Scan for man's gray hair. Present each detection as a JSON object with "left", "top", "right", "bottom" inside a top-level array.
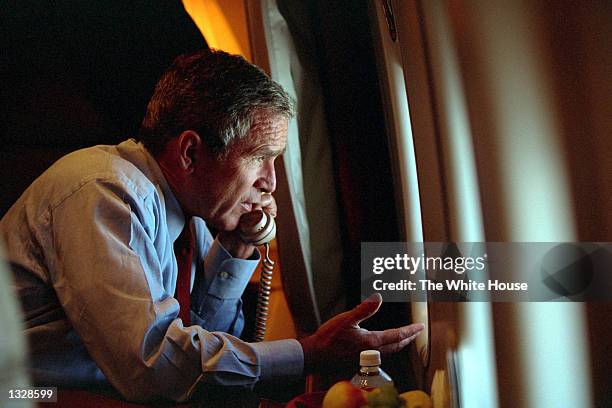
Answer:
[{"left": 140, "top": 49, "right": 295, "bottom": 157}]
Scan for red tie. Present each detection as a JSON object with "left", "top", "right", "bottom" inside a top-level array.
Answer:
[{"left": 174, "top": 225, "right": 193, "bottom": 326}]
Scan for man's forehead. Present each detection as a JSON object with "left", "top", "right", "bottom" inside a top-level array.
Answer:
[
  {"left": 250, "top": 113, "right": 288, "bottom": 133},
  {"left": 246, "top": 114, "right": 288, "bottom": 145},
  {"left": 225, "top": 114, "right": 288, "bottom": 157}
]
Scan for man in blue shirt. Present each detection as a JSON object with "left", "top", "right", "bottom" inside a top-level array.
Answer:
[{"left": 0, "top": 49, "right": 423, "bottom": 403}]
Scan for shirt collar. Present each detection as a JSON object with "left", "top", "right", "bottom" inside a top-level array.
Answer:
[{"left": 115, "top": 139, "right": 186, "bottom": 244}]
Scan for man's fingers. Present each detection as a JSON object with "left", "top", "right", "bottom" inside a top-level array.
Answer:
[
  {"left": 258, "top": 193, "right": 277, "bottom": 217},
  {"left": 260, "top": 192, "right": 273, "bottom": 205},
  {"left": 370, "top": 323, "right": 425, "bottom": 349},
  {"left": 348, "top": 293, "right": 383, "bottom": 327},
  {"left": 378, "top": 332, "right": 420, "bottom": 354}
]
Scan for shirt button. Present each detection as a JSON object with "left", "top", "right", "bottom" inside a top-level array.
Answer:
[{"left": 219, "top": 271, "right": 230, "bottom": 279}]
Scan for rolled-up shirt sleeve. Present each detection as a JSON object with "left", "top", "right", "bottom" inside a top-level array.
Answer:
[{"left": 49, "top": 178, "right": 303, "bottom": 403}]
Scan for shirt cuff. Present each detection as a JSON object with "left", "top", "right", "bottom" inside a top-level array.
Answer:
[
  {"left": 250, "top": 339, "right": 304, "bottom": 380},
  {"left": 203, "top": 239, "right": 260, "bottom": 299}
]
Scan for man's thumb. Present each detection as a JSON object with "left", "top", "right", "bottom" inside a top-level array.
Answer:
[{"left": 349, "top": 293, "right": 383, "bottom": 326}]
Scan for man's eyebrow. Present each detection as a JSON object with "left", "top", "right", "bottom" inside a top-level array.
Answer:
[{"left": 251, "top": 145, "right": 286, "bottom": 157}]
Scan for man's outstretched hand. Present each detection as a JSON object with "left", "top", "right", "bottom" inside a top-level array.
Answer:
[{"left": 298, "top": 293, "right": 425, "bottom": 372}]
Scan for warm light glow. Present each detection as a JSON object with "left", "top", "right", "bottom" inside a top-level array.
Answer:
[
  {"left": 249, "top": 240, "right": 297, "bottom": 340},
  {"left": 182, "top": 0, "right": 252, "bottom": 61}
]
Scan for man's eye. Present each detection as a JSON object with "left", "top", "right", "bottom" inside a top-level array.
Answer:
[{"left": 255, "top": 156, "right": 265, "bottom": 163}]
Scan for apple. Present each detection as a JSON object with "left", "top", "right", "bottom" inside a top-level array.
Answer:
[{"left": 322, "top": 381, "right": 368, "bottom": 408}]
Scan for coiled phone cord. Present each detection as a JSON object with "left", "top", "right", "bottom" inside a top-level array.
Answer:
[{"left": 253, "top": 242, "right": 274, "bottom": 342}]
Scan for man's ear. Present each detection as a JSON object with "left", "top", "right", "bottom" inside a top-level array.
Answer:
[{"left": 176, "top": 130, "right": 202, "bottom": 173}]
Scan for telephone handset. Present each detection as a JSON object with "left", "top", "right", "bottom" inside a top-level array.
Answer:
[
  {"left": 238, "top": 210, "right": 276, "bottom": 342},
  {"left": 238, "top": 210, "right": 276, "bottom": 246}
]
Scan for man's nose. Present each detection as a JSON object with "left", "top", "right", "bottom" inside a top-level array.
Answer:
[{"left": 256, "top": 163, "right": 276, "bottom": 193}]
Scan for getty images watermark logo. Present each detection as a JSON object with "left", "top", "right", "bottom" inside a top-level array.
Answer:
[
  {"left": 539, "top": 243, "right": 597, "bottom": 301},
  {"left": 361, "top": 242, "right": 612, "bottom": 302}
]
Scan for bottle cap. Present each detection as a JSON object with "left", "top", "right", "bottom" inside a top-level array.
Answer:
[{"left": 359, "top": 350, "right": 381, "bottom": 366}]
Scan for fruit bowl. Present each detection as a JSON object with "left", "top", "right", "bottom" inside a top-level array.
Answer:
[
  {"left": 284, "top": 382, "right": 432, "bottom": 408},
  {"left": 285, "top": 381, "right": 400, "bottom": 408}
]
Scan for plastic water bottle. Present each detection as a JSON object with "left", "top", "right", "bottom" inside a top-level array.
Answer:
[{"left": 350, "top": 350, "right": 394, "bottom": 390}]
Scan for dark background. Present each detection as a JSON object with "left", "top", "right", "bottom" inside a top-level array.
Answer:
[{"left": 1, "top": 1, "right": 204, "bottom": 214}]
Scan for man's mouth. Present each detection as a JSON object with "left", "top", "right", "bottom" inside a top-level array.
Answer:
[{"left": 240, "top": 202, "right": 253, "bottom": 212}]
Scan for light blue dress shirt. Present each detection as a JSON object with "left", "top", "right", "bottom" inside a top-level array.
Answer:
[{"left": 0, "top": 139, "right": 303, "bottom": 402}]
